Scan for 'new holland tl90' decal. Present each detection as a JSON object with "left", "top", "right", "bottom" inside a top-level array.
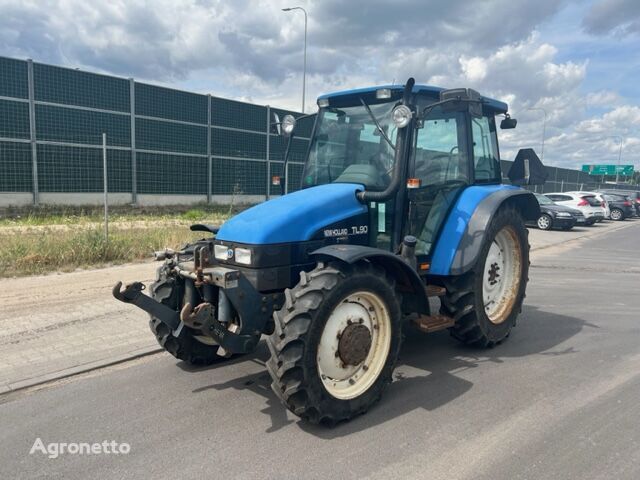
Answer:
[{"left": 323, "top": 225, "right": 368, "bottom": 238}]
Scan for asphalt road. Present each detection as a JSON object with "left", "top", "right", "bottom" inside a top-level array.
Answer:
[{"left": 2, "top": 220, "right": 639, "bottom": 480}]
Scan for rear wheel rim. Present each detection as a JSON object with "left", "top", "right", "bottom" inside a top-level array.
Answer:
[
  {"left": 317, "top": 291, "right": 391, "bottom": 400},
  {"left": 611, "top": 209, "right": 622, "bottom": 220},
  {"left": 483, "top": 226, "right": 522, "bottom": 325}
]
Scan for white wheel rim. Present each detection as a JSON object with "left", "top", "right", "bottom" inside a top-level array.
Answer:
[
  {"left": 317, "top": 291, "right": 391, "bottom": 400},
  {"left": 482, "top": 226, "right": 522, "bottom": 324},
  {"left": 612, "top": 210, "right": 621, "bottom": 220},
  {"left": 537, "top": 215, "right": 550, "bottom": 229}
]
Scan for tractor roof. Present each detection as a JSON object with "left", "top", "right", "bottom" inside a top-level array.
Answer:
[{"left": 317, "top": 84, "right": 508, "bottom": 114}]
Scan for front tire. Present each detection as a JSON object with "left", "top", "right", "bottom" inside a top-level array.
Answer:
[
  {"left": 441, "top": 207, "right": 529, "bottom": 347},
  {"left": 266, "top": 261, "right": 401, "bottom": 424},
  {"left": 149, "top": 268, "right": 222, "bottom": 365},
  {"left": 537, "top": 213, "right": 552, "bottom": 230}
]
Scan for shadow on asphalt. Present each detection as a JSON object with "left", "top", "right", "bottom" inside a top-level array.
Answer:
[{"left": 184, "top": 304, "right": 595, "bottom": 436}]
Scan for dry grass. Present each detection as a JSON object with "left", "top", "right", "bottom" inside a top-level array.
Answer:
[{"left": 0, "top": 204, "right": 239, "bottom": 277}]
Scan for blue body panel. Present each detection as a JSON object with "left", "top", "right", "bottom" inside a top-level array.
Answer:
[
  {"left": 318, "top": 84, "right": 508, "bottom": 114},
  {"left": 216, "top": 183, "right": 366, "bottom": 245},
  {"left": 429, "top": 184, "right": 521, "bottom": 275}
]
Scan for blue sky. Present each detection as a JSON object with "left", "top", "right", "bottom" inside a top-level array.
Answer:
[{"left": 1, "top": 0, "right": 639, "bottom": 171}]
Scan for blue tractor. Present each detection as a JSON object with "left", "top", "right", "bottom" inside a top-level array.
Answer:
[{"left": 114, "top": 78, "right": 543, "bottom": 424}]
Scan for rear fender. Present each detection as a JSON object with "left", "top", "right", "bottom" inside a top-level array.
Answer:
[
  {"left": 430, "top": 186, "right": 538, "bottom": 276},
  {"left": 310, "top": 244, "right": 429, "bottom": 315}
]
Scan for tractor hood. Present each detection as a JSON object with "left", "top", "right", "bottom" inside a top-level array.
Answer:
[{"left": 216, "top": 183, "right": 367, "bottom": 245}]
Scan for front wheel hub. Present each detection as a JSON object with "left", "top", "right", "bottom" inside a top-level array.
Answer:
[{"left": 338, "top": 323, "right": 372, "bottom": 366}]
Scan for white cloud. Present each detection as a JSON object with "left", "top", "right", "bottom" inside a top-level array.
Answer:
[{"left": 0, "top": 0, "right": 638, "bottom": 170}]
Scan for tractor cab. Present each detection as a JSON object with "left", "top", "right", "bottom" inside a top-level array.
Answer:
[{"left": 285, "top": 80, "right": 519, "bottom": 265}]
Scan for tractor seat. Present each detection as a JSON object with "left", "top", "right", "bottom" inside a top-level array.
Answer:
[{"left": 335, "top": 164, "right": 387, "bottom": 190}]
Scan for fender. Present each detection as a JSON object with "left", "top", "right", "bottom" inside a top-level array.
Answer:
[
  {"left": 430, "top": 186, "right": 539, "bottom": 276},
  {"left": 310, "top": 244, "right": 429, "bottom": 315}
]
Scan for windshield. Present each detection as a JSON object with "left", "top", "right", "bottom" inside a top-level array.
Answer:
[
  {"left": 536, "top": 194, "right": 554, "bottom": 205},
  {"left": 302, "top": 101, "right": 399, "bottom": 190}
]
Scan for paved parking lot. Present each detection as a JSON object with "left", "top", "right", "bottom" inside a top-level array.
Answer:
[{"left": 1, "top": 218, "right": 639, "bottom": 479}]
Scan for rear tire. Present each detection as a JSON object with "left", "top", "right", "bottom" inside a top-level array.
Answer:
[
  {"left": 266, "top": 261, "right": 402, "bottom": 424},
  {"left": 441, "top": 207, "right": 529, "bottom": 348},
  {"left": 610, "top": 208, "right": 624, "bottom": 221},
  {"left": 149, "top": 268, "right": 222, "bottom": 365}
]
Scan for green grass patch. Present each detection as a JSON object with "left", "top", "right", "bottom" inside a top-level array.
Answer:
[
  {"left": 0, "top": 226, "right": 209, "bottom": 278},
  {"left": 0, "top": 203, "right": 242, "bottom": 227},
  {"left": 0, "top": 203, "right": 247, "bottom": 277}
]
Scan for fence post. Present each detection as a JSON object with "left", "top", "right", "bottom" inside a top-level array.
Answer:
[
  {"left": 266, "top": 105, "right": 271, "bottom": 201},
  {"left": 27, "top": 59, "right": 39, "bottom": 206},
  {"left": 102, "top": 133, "right": 109, "bottom": 243},
  {"left": 129, "top": 78, "right": 137, "bottom": 205},
  {"left": 207, "top": 94, "right": 212, "bottom": 204}
]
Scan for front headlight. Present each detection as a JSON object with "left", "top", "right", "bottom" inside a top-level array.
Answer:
[
  {"left": 392, "top": 105, "right": 412, "bottom": 128},
  {"left": 556, "top": 212, "right": 571, "bottom": 217},
  {"left": 234, "top": 247, "right": 252, "bottom": 265},
  {"left": 214, "top": 244, "right": 232, "bottom": 261}
]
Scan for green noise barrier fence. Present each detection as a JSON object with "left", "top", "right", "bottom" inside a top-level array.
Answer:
[{"left": 0, "top": 55, "right": 314, "bottom": 205}]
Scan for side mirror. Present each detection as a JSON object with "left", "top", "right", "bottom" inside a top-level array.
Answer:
[
  {"left": 271, "top": 112, "right": 282, "bottom": 136},
  {"left": 500, "top": 116, "right": 518, "bottom": 129},
  {"left": 508, "top": 148, "right": 548, "bottom": 185}
]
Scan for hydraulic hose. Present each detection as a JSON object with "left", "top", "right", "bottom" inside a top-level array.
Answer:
[{"left": 358, "top": 77, "right": 415, "bottom": 203}]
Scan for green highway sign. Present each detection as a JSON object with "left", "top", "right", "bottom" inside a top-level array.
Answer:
[{"left": 581, "top": 164, "right": 635, "bottom": 176}]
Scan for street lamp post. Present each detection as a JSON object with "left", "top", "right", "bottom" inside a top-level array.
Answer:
[
  {"left": 614, "top": 136, "right": 623, "bottom": 184},
  {"left": 282, "top": 6, "right": 308, "bottom": 113},
  {"left": 527, "top": 107, "right": 547, "bottom": 163}
]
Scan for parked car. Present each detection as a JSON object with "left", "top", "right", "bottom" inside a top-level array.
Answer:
[
  {"left": 545, "top": 192, "right": 604, "bottom": 225},
  {"left": 597, "top": 189, "right": 640, "bottom": 216},
  {"left": 566, "top": 191, "right": 611, "bottom": 219},
  {"left": 601, "top": 193, "right": 634, "bottom": 220},
  {"left": 529, "top": 193, "right": 583, "bottom": 230}
]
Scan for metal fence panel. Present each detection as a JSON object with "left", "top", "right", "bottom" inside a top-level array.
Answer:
[
  {"left": 35, "top": 104, "right": 131, "bottom": 146},
  {"left": 136, "top": 151, "right": 207, "bottom": 195},
  {"left": 136, "top": 82, "right": 208, "bottom": 124},
  {"left": 33, "top": 63, "right": 130, "bottom": 112},
  {"left": 0, "top": 141, "right": 32, "bottom": 191},
  {"left": 0, "top": 56, "right": 28, "bottom": 99},
  {"left": 211, "top": 97, "right": 267, "bottom": 132},
  {"left": 36, "top": 142, "right": 131, "bottom": 193},
  {"left": 0, "top": 99, "right": 30, "bottom": 139},
  {"left": 136, "top": 118, "right": 207, "bottom": 155}
]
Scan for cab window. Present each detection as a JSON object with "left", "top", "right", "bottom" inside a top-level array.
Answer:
[
  {"left": 413, "top": 108, "right": 469, "bottom": 186},
  {"left": 472, "top": 116, "right": 500, "bottom": 183}
]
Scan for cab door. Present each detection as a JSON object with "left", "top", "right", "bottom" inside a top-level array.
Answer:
[{"left": 404, "top": 107, "right": 471, "bottom": 262}]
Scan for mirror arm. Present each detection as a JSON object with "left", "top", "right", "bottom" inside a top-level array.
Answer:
[{"left": 281, "top": 133, "right": 294, "bottom": 195}]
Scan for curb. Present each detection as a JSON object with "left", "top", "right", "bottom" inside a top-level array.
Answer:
[{"left": 0, "top": 345, "right": 162, "bottom": 396}]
